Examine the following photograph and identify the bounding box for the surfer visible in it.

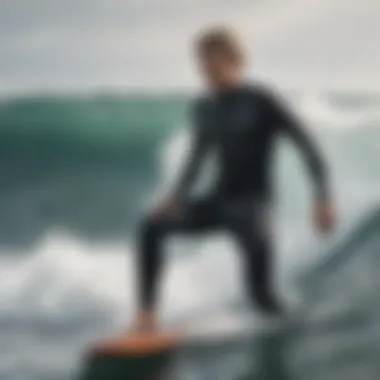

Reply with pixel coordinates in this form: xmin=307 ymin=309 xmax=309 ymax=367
xmin=135 ymin=27 xmax=335 ymax=331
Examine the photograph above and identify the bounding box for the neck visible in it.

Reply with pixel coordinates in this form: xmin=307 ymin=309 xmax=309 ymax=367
xmin=214 ymin=74 xmax=243 ymax=93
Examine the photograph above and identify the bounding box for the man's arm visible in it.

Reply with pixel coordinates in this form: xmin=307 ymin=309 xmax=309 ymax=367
xmin=172 ymin=101 xmax=210 ymax=199
xmin=261 ymin=87 xmax=335 ymax=231
xmin=263 ymin=88 xmax=329 ymax=201
xmin=153 ymin=100 xmax=211 ymax=216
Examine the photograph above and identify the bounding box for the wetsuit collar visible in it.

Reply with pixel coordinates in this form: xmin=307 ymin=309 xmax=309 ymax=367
xmin=214 ymin=81 xmax=245 ymax=100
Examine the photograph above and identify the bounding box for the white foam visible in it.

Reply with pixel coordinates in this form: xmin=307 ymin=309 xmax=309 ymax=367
xmin=0 ymin=231 xmax=132 ymax=322
xmin=2 ymin=91 xmax=380 ymax=377
xmin=295 ymin=92 xmax=380 ymax=131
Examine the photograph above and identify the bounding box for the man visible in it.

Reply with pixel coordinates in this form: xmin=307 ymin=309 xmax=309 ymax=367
xmin=135 ymin=27 xmax=335 ymax=331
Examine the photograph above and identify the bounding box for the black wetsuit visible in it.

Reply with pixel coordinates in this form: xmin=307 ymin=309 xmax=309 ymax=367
xmin=138 ymin=83 xmax=329 ymax=314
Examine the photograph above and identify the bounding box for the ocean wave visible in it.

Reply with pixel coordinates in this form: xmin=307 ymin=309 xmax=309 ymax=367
xmin=0 ymin=91 xmax=379 ymax=380
xmin=0 ymin=95 xmax=188 ymax=162
xmin=297 ymin=92 xmax=380 ymax=130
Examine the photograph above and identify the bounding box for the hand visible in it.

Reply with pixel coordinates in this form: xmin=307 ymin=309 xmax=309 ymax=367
xmin=152 ymin=194 xmax=184 ymax=217
xmin=315 ymin=199 xmax=336 ymax=233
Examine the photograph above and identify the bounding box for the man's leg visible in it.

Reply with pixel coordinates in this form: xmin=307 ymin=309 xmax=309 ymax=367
xmin=224 ymin=198 xmax=283 ymax=316
xmin=136 ymin=197 xmax=221 ymax=330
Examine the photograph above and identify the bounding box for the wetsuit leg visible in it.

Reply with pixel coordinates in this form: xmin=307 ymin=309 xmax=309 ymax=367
xmin=138 ymin=196 xmax=222 ymax=311
xmin=222 ymin=198 xmax=282 ymax=314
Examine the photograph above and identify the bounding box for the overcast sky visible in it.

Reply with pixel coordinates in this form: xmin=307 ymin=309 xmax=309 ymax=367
xmin=0 ymin=0 xmax=379 ymax=93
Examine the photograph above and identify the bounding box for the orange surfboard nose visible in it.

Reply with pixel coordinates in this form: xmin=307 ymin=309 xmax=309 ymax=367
xmin=89 ymin=332 xmax=182 ymax=357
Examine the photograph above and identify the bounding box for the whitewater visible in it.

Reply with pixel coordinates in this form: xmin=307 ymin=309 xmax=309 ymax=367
xmin=0 ymin=90 xmax=379 ymax=379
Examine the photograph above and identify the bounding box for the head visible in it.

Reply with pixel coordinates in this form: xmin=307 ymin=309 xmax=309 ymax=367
xmin=195 ymin=26 xmax=246 ymax=91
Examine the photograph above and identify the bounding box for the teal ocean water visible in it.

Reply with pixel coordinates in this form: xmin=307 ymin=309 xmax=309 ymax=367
xmin=0 ymin=91 xmax=380 ymax=379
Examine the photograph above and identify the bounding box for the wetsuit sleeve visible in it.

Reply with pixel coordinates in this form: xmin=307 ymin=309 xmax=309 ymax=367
xmin=262 ymin=88 xmax=330 ymax=202
xmin=172 ymin=101 xmax=211 ymax=199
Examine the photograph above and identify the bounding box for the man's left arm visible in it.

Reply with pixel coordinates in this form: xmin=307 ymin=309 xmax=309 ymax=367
xmin=262 ymin=88 xmax=335 ymax=232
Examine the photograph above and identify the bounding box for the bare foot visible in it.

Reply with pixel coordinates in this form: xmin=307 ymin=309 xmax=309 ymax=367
xmin=132 ymin=310 xmax=158 ymax=334
xmin=87 ymin=311 xmax=183 ymax=357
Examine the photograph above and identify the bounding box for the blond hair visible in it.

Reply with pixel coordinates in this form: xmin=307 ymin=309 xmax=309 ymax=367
xmin=195 ymin=26 xmax=245 ymax=64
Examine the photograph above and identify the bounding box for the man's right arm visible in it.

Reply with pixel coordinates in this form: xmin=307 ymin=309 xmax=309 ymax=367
xmin=172 ymin=100 xmax=210 ymax=199
xmin=153 ymin=100 xmax=210 ymax=216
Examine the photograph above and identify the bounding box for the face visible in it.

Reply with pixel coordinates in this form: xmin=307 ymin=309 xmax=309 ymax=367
xmin=198 ymin=49 xmax=241 ymax=90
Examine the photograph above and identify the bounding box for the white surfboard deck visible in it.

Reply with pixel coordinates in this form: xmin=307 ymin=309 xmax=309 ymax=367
xmin=87 ymin=310 xmax=306 ymax=360
xmin=180 ymin=312 xmax=297 ymax=345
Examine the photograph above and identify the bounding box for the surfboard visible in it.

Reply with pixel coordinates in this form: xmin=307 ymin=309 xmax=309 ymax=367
xmin=88 ymin=330 xmax=183 ymax=357
xmin=87 ymin=312 xmax=293 ymax=358
xmin=80 ymin=313 xmax=301 ymax=380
